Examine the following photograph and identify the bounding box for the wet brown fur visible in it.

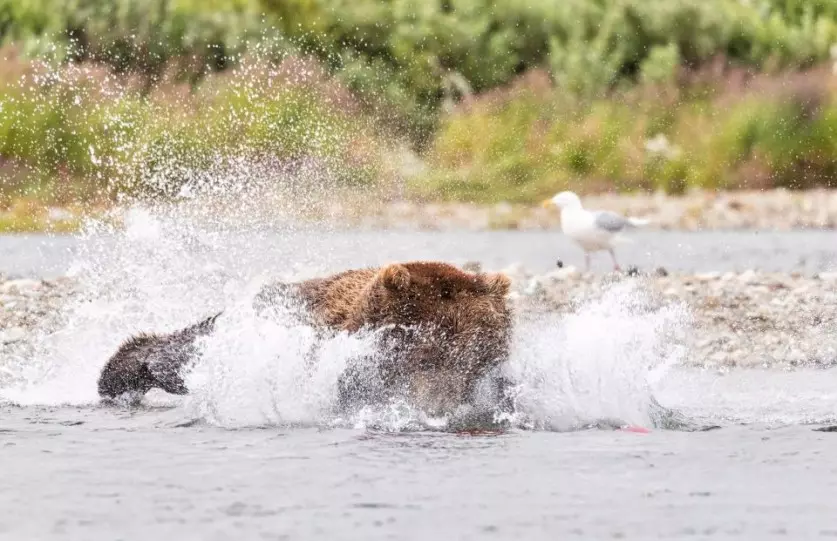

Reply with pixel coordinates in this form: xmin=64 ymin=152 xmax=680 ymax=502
xmin=98 ymin=261 xmax=513 ymax=414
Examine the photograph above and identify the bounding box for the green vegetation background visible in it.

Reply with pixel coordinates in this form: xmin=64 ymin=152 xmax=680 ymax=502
xmin=3 ymin=0 xmax=837 ymax=218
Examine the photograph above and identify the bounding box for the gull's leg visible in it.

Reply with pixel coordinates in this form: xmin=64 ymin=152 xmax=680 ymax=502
xmin=585 ymin=252 xmax=591 ymax=273
xmin=608 ymin=248 xmax=621 ymax=272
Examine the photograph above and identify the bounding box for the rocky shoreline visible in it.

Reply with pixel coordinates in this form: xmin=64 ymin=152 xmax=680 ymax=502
xmin=322 ymin=188 xmax=837 ymax=231
xmin=5 ymin=188 xmax=837 ymax=234
xmin=495 ymin=264 xmax=837 ymax=369
xmin=1 ymin=267 xmax=835 ymax=371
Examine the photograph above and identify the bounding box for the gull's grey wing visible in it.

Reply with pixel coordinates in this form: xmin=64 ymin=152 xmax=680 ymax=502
xmin=592 ymin=210 xmax=630 ymax=232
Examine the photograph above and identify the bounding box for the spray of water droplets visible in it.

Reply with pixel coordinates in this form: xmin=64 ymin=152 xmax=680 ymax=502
xmin=503 ymin=283 xmax=691 ymax=431
xmin=0 ymin=37 xmax=694 ymax=432
xmin=0 ymin=195 xmax=693 ymax=433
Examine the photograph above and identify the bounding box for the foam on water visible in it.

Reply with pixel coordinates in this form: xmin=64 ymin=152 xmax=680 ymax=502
xmin=504 ymin=284 xmax=690 ymax=431
xmin=182 ymin=304 xmax=375 ymax=429
xmin=0 ymin=199 xmax=691 ymax=431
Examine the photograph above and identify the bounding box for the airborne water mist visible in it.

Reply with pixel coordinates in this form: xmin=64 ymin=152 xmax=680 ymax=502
xmin=0 ymin=193 xmax=692 ymax=433
xmin=0 ymin=41 xmax=692 ymax=430
xmin=503 ymin=283 xmax=691 ymax=431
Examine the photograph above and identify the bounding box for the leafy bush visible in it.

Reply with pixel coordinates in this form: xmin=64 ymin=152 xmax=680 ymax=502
xmin=4 ymin=0 xmax=837 ymax=205
xmin=267 ymin=0 xmax=837 ymax=138
xmin=5 ymin=0 xmax=837 ymax=144
xmin=412 ymin=67 xmax=837 ymax=202
xmin=0 ymin=0 xmax=268 ymax=84
xmin=640 ymin=43 xmax=681 ymax=85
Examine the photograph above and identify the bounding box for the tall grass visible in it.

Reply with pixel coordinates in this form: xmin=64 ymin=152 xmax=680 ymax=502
xmin=411 ymin=67 xmax=837 ymax=202
xmin=5 ymin=0 xmax=837 ymax=144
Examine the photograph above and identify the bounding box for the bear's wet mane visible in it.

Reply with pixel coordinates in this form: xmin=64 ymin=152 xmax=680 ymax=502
xmin=397 ymin=261 xmax=492 ymax=294
xmin=118 ymin=332 xmax=160 ymax=350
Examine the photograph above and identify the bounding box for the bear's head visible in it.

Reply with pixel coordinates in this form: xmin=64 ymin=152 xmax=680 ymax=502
xmin=348 ymin=261 xmax=513 ymax=372
xmin=354 ymin=262 xmax=510 ymax=329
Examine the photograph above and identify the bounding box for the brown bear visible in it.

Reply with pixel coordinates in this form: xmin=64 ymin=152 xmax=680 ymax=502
xmin=97 ymin=261 xmax=514 ymax=415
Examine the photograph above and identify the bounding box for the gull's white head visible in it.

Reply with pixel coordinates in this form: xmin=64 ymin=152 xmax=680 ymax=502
xmin=542 ymin=191 xmax=583 ymax=210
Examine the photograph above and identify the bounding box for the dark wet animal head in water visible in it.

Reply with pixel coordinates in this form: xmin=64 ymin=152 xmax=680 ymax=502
xmin=97 ymin=313 xmax=219 ymax=400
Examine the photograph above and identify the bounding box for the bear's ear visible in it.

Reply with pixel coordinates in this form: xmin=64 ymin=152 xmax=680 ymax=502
xmin=379 ymin=263 xmax=411 ymax=291
xmin=485 ymin=273 xmax=511 ymax=296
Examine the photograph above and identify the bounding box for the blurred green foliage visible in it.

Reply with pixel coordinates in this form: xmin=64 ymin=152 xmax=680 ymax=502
xmin=3 ymin=0 xmax=837 ymax=206
xmin=0 ymin=57 xmax=380 ymax=204
xmin=0 ymin=0 xmax=267 ymax=86
xmin=263 ymin=0 xmax=837 ymax=137
xmin=411 ymin=67 xmax=837 ymax=202
xmin=4 ymin=0 xmax=837 ymax=139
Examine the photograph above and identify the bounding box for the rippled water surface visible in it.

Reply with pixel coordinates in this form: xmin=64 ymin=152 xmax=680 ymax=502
xmin=1 ymin=216 xmax=837 ymax=539
xmin=4 ymin=368 xmax=837 ymax=541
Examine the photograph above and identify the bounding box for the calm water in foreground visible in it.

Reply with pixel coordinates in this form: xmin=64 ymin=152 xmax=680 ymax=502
xmin=1 ymin=227 xmax=837 ymax=539
xmin=3 ymin=369 xmax=837 ymax=540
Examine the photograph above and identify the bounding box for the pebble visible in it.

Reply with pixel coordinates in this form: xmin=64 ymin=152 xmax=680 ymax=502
xmin=501 ymin=266 xmax=837 ymax=370
xmin=0 ymin=278 xmax=76 ymax=344
xmin=0 ymin=279 xmax=41 ymax=295
xmin=462 ymin=261 xmax=482 ymax=273
xmin=0 ymin=326 xmax=25 ymax=344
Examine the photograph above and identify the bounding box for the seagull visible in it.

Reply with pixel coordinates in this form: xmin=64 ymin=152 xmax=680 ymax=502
xmin=542 ymin=191 xmax=649 ymax=272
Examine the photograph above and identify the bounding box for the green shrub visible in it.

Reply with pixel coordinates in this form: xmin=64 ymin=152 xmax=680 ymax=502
xmin=4 ymin=0 xmax=837 ymax=204
xmin=640 ymin=43 xmax=681 ymax=85
xmin=258 ymin=0 xmax=837 ymax=143
xmin=5 ymin=0 xmax=837 ymax=145
xmin=412 ymin=67 xmax=837 ymax=202
xmin=0 ymin=0 xmax=268 ymax=84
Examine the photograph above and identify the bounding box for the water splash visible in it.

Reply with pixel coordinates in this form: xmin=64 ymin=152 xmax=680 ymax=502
xmin=0 ymin=39 xmax=691 ymax=428
xmin=178 ymin=277 xmax=692 ymax=432
xmin=503 ymin=282 xmax=691 ymax=432
xmin=179 ymin=303 xmax=688 ymax=432
xmin=183 ymin=302 xmax=374 ymax=429
xmin=1 ymin=198 xmax=691 ymax=434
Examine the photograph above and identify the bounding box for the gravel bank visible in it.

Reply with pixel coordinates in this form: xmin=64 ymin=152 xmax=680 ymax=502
xmin=324 ymin=188 xmax=837 ymax=231
xmin=1 ymin=268 xmax=835 ymax=371
xmin=493 ymin=264 xmax=837 ymax=369
xmin=0 ymin=277 xmax=77 ymax=342
xmin=6 ymin=188 xmax=837 ymax=233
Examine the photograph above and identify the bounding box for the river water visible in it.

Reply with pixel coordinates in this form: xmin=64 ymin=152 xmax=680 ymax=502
xmin=1 ymin=214 xmax=837 ymax=539
xmin=4 ymin=368 xmax=837 ymax=541
xmin=1 ymin=228 xmax=835 ymax=279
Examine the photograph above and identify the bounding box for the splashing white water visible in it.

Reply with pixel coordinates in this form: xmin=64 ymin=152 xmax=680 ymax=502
xmin=183 ymin=302 xmax=375 ymax=429
xmin=0 ymin=155 xmax=370 ymax=406
xmin=189 ymin=279 xmax=690 ymax=431
xmin=0 ymin=199 xmax=691 ymax=431
xmin=1 ymin=206 xmax=234 ymax=405
xmin=504 ymin=282 xmax=691 ymax=431
xmin=145 ymin=278 xmax=691 ymax=432
xmin=0 ymin=40 xmax=693 ymax=429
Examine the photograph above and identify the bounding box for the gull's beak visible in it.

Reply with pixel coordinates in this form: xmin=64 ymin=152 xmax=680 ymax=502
xmin=541 ymin=199 xmax=553 ymax=209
